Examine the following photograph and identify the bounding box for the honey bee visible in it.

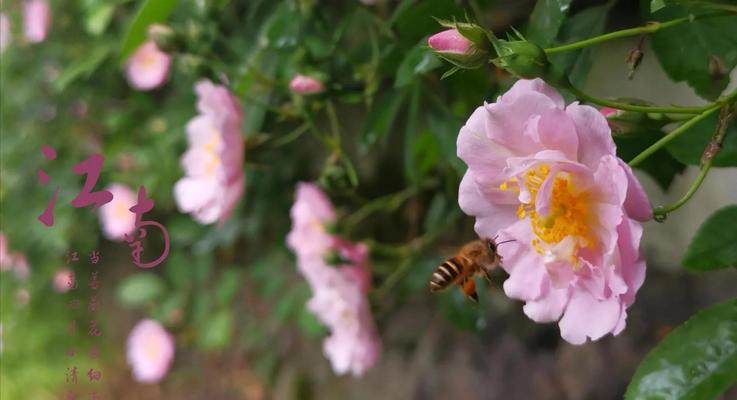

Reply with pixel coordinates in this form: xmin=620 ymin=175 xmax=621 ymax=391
xmin=429 ymin=238 xmax=512 ymax=303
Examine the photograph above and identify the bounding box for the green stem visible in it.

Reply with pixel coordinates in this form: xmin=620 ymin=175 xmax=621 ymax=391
xmin=544 ymin=14 xmax=719 ymax=55
xmin=565 ymin=83 xmax=708 ymax=114
xmin=344 ymin=185 xmax=422 ymax=229
xmin=269 ymin=123 xmax=310 ymax=148
xmin=629 ymin=106 xmax=720 ymax=167
xmin=325 ymin=100 xmax=342 ymax=147
xmin=653 ymin=159 xmax=713 ymax=219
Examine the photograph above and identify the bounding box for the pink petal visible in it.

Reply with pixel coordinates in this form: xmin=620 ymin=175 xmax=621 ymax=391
xmin=427 ymin=29 xmax=472 ymax=53
xmin=566 ymin=102 xmax=616 ymax=168
xmin=457 ymin=106 xmax=513 ymax=178
xmin=618 ymin=159 xmax=653 ymax=221
xmin=559 ymin=290 xmax=622 ymax=345
xmin=458 ymin=172 xmax=518 ymax=239
xmin=499 ymin=221 xmax=547 ymax=301
xmin=523 ymin=284 xmax=570 ymax=322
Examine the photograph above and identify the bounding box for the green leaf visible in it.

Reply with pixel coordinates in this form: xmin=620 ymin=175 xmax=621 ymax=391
xmin=54 ymin=46 xmax=110 ymax=92
xmin=215 ymin=269 xmax=243 ymax=305
xmin=625 ymin=299 xmax=737 ymax=400
xmin=550 ymin=4 xmax=610 ymax=88
xmin=666 ymin=113 xmax=737 ymax=167
xmin=198 ymin=309 xmax=233 ymax=349
xmin=361 ymin=90 xmax=407 ymax=146
xmin=649 ymin=8 xmax=737 ymax=100
xmin=526 ymin=0 xmax=573 ymax=48
xmin=650 ymin=0 xmax=667 ymax=12
xmin=394 ymin=40 xmax=442 ymax=88
xmin=116 ymin=272 xmax=166 ymax=307
xmin=683 ymin=206 xmax=737 ymax=271
xmin=119 ymin=0 xmax=178 ymax=63
xmin=84 ymin=2 xmax=115 ymax=36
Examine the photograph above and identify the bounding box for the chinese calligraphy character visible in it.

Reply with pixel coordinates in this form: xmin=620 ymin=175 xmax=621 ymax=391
xmin=89 ymin=294 xmax=99 ymax=312
xmin=88 ymin=320 xmax=101 ymax=337
xmin=70 ymin=154 xmax=113 ymax=210
xmin=89 ymin=344 xmax=99 ymax=359
xmin=37 ymin=145 xmax=59 ymax=227
xmin=66 ymin=271 xmax=77 ymax=290
xmin=66 ymin=366 xmax=78 ymax=384
xmin=67 ymin=251 xmax=79 ymax=264
xmin=124 ymin=186 xmax=170 ymax=269
xmin=89 ymin=271 xmax=99 ymax=290
xmin=87 ymin=368 xmax=102 ymax=382
xmin=89 ymin=250 xmax=100 ymax=264
xmin=65 ymin=390 xmax=78 ymax=400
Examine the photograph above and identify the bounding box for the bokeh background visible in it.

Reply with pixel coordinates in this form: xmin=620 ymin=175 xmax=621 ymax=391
xmin=1 ymin=0 xmax=736 ymax=398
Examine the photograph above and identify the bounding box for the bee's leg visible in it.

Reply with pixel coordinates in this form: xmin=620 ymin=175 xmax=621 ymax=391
xmin=483 ymin=268 xmax=493 ymax=284
xmin=461 ymin=278 xmax=479 ymax=303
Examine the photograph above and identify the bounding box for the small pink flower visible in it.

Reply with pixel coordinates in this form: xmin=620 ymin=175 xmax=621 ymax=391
xmin=457 ymin=79 xmax=651 ymax=345
xmin=23 ymin=0 xmax=50 ymax=43
xmin=289 ymin=74 xmax=324 ymax=95
xmin=0 ymin=233 xmax=31 ymax=280
xmin=174 ymin=80 xmax=244 ymax=224
xmin=125 ymin=40 xmax=171 ymax=91
xmin=126 ymin=319 xmax=175 ymax=383
xmin=287 ymin=183 xmax=381 ymax=376
xmin=0 ymin=233 xmax=10 ymax=272
xmin=0 ymin=13 xmax=10 ymax=51
xmin=98 ymin=184 xmax=137 ymax=241
xmin=53 ymin=268 xmax=74 ymax=293
xmin=428 ymin=28 xmax=472 ymax=53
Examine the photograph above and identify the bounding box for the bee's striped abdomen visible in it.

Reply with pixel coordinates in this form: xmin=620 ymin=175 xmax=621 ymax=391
xmin=429 ymin=257 xmax=463 ymax=292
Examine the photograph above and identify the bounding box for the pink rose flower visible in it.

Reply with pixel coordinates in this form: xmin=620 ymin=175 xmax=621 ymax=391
xmin=457 ymin=79 xmax=651 ymax=345
xmin=174 ymin=80 xmax=245 ymax=224
xmin=52 ymin=268 xmax=74 ymax=293
xmin=98 ymin=184 xmax=137 ymax=241
xmin=126 ymin=319 xmax=175 ymax=383
xmin=289 ymin=74 xmax=324 ymax=95
xmin=23 ymin=0 xmax=50 ymax=43
xmin=428 ymin=28 xmax=472 ymax=53
xmin=125 ymin=40 xmax=171 ymax=91
xmin=0 ymin=13 xmax=10 ymax=51
xmin=287 ymin=183 xmax=381 ymax=376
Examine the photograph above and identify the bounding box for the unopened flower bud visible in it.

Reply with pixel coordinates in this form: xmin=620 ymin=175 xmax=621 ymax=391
xmin=289 ymin=74 xmax=324 ymax=95
xmin=491 ymin=39 xmax=549 ymax=80
xmin=148 ymin=24 xmax=181 ymax=53
xmin=428 ymin=25 xmax=489 ymax=69
xmin=319 ymin=156 xmax=357 ymax=193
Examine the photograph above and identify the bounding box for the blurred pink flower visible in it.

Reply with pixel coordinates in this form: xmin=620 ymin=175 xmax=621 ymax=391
xmin=0 ymin=233 xmax=30 ymax=280
xmin=52 ymin=268 xmax=74 ymax=293
xmin=600 ymin=107 xmax=619 ymax=117
xmin=287 ymin=183 xmax=381 ymax=376
xmin=428 ymin=28 xmax=472 ymax=53
xmin=457 ymin=78 xmax=651 ymax=345
xmin=0 ymin=13 xmax=10 ymax=51
xmin=287 ymin=182 xmax=336 ymax=263
xmin=125 ymin=40 xmax=171 ymax=91
xmin=23 ymin=0 xmax=50 ymax=43
xmin=289 ymin=74 xmax=324 ymax=95
xmin=126 ymin=319 xmax=175 ymax=383
xmin=174 ymin=80 xmax=245 ymax=224
xmin=98 ymin=184 xmax=137 ymax=241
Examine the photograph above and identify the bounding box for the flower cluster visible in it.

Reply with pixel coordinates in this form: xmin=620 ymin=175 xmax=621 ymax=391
xmin=457 ymin=79 xmax=651 ymax=344
xmin=126 ymin=319 xmax=175 ymax=383
xmin=174 ymin=80 xmax=245 ymax=224
xmin=287 ymin=182 xmax=381 ymax=376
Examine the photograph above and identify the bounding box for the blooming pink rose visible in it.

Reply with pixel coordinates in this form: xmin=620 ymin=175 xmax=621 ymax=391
xmin=98 ymin=184 xmax=137 ymax=240
xmin=289 ymin=74 xmax=324 ymax=95
xmin=125 ymin=40 xmax=171 ymax=91
xmin=126 ymin=319 xmax=175 ymax=383
xmin=0 ymin=13 xmax=10 ymax=51
xmin=174 ymin=80 xmax=244 ymax=224
xmin=457 ymin=78 xmax=651 ymax=344
xmin=52 ymin=268 xmax=74 ymax=293
xmin=428 ymin=28 xmax=472 ymax=53
xmin=23 ymin=0 xmax=50 ymax=43
xmin=287 ymin=183 xmax=381 ymax=375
